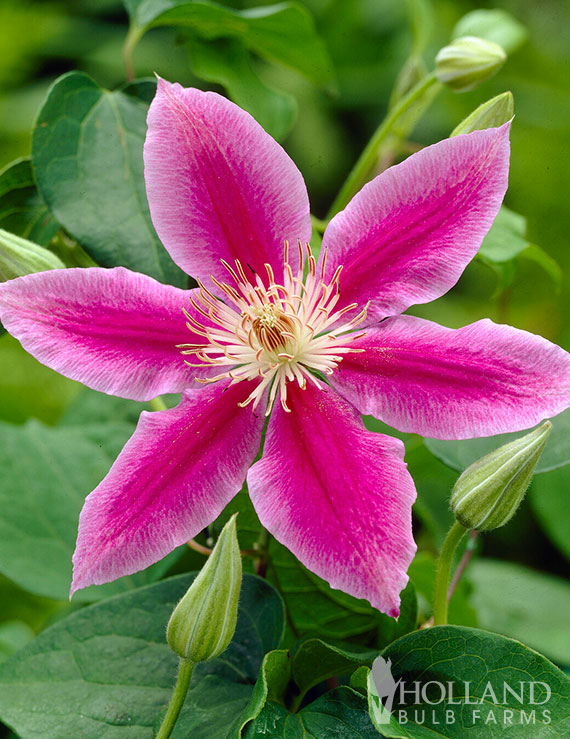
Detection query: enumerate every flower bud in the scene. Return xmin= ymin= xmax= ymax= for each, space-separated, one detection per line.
xmin=451 ymin=422 xmax=552 ymax=531
xmin=435 ymin=36 xmax=506 ymax=93
xmin=451 ymin=92 xmax=514 ymax=137
xmin=167 ymin=514 xmax=241 ymax=663
xmin=0 ymin=229 xmax=64 ymax=282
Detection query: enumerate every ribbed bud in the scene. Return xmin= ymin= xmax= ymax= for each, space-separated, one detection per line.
xmin=451 ymin=92 xmax=514 ymax=137
xmin=435 ymin=36 xmax=506 ymax=93
xmin=0 ymin=229 xmax=64 ymax=282
xmin=451 ymin=422 xmax=552 ymax=531
xmin=167 ymin=514 xmax=241 ymax=663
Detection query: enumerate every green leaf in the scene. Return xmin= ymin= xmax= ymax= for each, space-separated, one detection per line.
xmin=369 ymin=625 xmax=570 ymax=736
xmin=478 ymin=205 xmax=530 ymax=263
xmin=424 ymin=407 xmax=570 ymax=475
xmin=291 ymin=638 xmax=378 ymax=698
xmin=530 ymin=465 xmax=570 ymax=561
xmin=0 ymin=158 xmax=59 ymax=246
xmin=0 ymin=573 xmax=284 ymax=739
xmin=268 ymin=539 xmax=381 ymax=641
xmin=126 ymin=0 xmax=334 ymax=87
xmin=0 ymin=333 xmax=80 ymax=425
xmin=0 ymin=575 xmax=66 ymax=633
xmin=0 ymin=621 xmax=35 ymax=663
xmin=453 ymin=9 xmax=528 ymax=55
xmin=32 ymin=71 xmax=185 ymax=286
xmin=475 ymin=207 xmax=560 ymax=290
xmin=230 ymin=649 xmax=291 ymax=738
xmin=59 ymin=386 xmax=143 ymax=427
xmin=188 ymin=35 xmax=297 ymax=140
xmin=469 ymin=559 xmax=570 ymax=664
xmin=244 ymin=687 xmax=377 ymax=737
xmin=0 ymin=418 xmax=182 ymax=601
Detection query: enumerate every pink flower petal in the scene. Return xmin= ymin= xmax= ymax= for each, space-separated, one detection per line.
xmin=144 ymin=79 xmax=311 ymax=285
xmin=247 ymin=383 xmax=416 ymax=617
xmin=71 ymin=380 xmax=265 ymax=594
xmin=330 ymin=315 xmax=570 ymax=439
xmin=0 ymin=267 xmax=212 ymax=401
xmin=321 ymin=125 xmax=510 ymax=321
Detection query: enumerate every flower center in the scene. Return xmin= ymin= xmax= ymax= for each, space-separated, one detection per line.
xmin=177 ymin=242 xmax=368 ymax=414
xmin=251 ymin=305 xmax=296 ymax=353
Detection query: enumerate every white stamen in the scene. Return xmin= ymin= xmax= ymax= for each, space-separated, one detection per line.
xmin=180 ymin=244 xmax=367 ymax=413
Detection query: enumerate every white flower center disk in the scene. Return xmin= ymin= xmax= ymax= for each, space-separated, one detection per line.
xmin=178 ymin=242 xmax=368 ymax=414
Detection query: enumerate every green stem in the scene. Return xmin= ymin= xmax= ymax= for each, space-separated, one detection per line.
xmin=156 ymin=659 xmax=194 ymax=739
xmin=149 ymin=396 xmax=168 ymax=412
xmin=123 ymin=25 xmax=143 ymax=83
xmin=433 ymin=521 xmax=467 ymax=626
xmin=326 ymin=73 xmax=440 ymax=219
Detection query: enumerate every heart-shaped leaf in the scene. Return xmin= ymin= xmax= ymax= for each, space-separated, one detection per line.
xmin=32 ymin=72 xmax=185 ymax=286
xmin=0 ymin=418 xmax=182 ymax=601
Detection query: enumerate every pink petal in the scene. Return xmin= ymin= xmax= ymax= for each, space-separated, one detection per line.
xmin=330 ymin=315 xmax=570 ymax=440
xmin=247 ymin=383 xmax=416 ymax=617
xmin=0 ymin=267 xmax=213 ymax=401
xmin=71 ymin=380 xmax=265 ymax=594
xmin=321 ymin=125 xmax=510 ymax=321
xmin=144 ymin=79 xmax=311 ymax=285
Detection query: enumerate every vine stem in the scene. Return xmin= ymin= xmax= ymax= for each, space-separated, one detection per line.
xmin=433 ymin=521 xmax=468 ymax=626
xmin=326 ymin=72 xmax=440 ymax=220
xmin=447 ymin=530 xmax=479 ymax=601
xmin=156 ymin=659 xmax=194 ymax=739
xmin=123 ymin=25 xmax=143 ymax=83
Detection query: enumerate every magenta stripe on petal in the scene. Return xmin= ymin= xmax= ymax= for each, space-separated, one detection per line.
xmin=330 ymin=315 xmax=570 ymax=440
xmin=71 ymin=381 xmax=265 ymax=594
xmin=144 ymin=79 xmax=311 ymax=286
xmin=0 ymin=267 xmax=214 ymax=401
xmin=248 ymin=383 xmax=416 ymax=617
xmin=321 ymin=125 xmax=510 ymax=322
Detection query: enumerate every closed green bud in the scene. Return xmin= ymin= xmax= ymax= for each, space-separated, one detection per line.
xmin=167 ymin=514 xmax=241 ymax=663
xmin=451 ymin=92 xmax=514 ymax=137
xmin=0 ymin=229 xmax=64 ymax=281
xmin=435 ymin=36 xmax=506 ymax=93
xmin=451 ymin=422 xmax=552 ymax=531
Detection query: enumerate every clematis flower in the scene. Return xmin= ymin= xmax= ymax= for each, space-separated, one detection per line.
xmin=1 ymin=80 xmax=570 ymax=617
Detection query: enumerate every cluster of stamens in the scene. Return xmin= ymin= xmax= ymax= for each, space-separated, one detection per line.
xmin=178 ymin=241 xmax=368 ymax=414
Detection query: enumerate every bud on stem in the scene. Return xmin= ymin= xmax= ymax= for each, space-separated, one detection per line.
xmin=451 ymin=422 xmax=552 ymax=531
xmin=158 ymin=515 xmax=242 ymax=739
xmin=435 ymin=36 xmax=506 ymax=92
xmin=0 ymin=229 xmax=64 ymax=281
xmin=167 ymin=513 xmax=242 ymax=663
